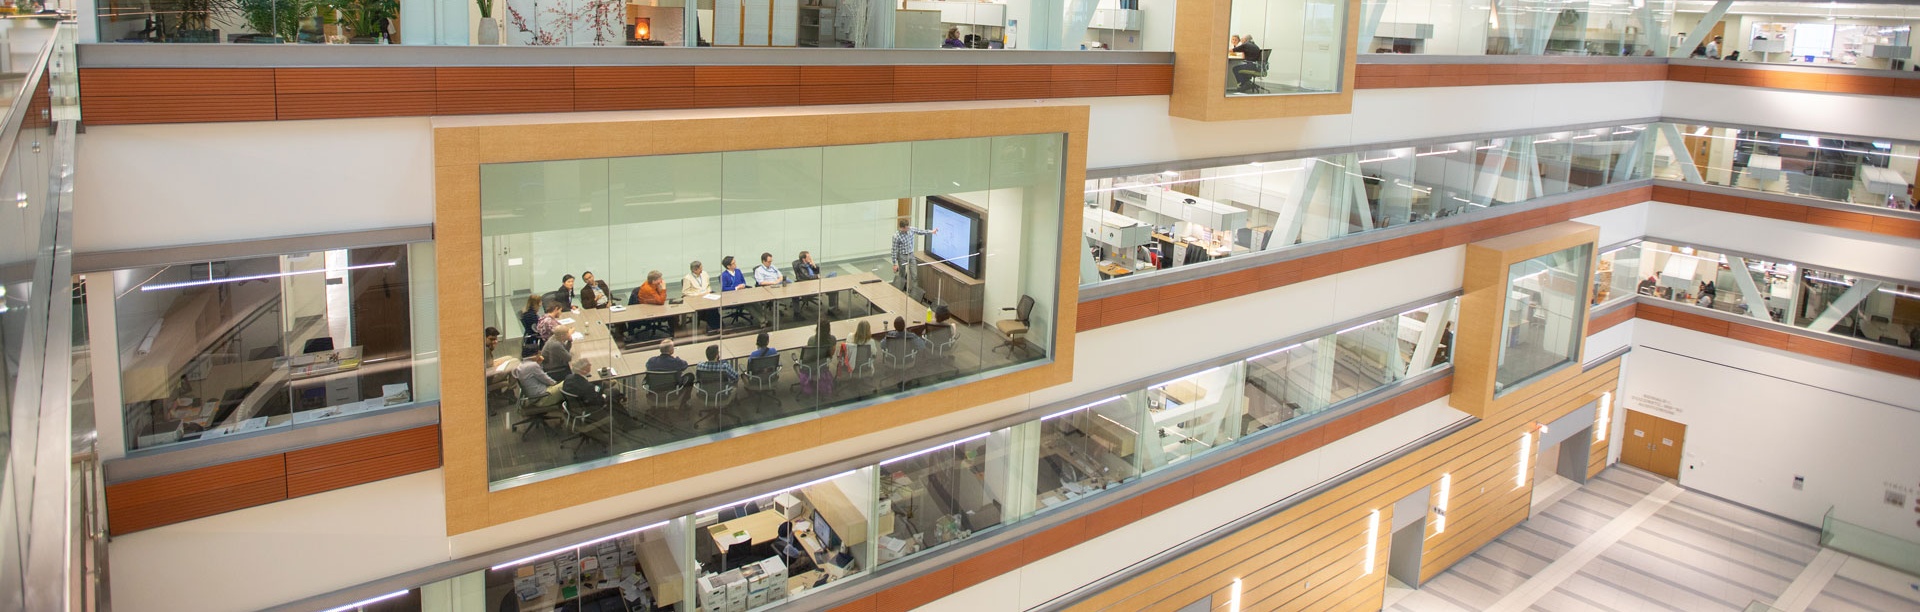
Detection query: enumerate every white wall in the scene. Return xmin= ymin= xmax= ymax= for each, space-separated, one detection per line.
xmin=74 ymin=118 xmax=435 ymax=253
xmin=1621 ymin=323 xmax=1920 ymax=540
xmin=1661 ymin=81 xmax=1920 ymax=143
xmin=1643 ymin=202 xmax=1920 ymax=282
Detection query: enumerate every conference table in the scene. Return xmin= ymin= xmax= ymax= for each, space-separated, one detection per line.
xmin=564 ymin=272 xmax=921 ymax=381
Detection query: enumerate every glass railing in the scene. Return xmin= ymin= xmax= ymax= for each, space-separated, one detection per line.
xmin=1595 ymin=238 xmax=1920 ymax=354
xmin=1358 ymin=0 xmax=1920 ymax=73
xmin=1081 ymin=119 xmax=1919 ymax=290
xmin=294 ymin=294 xmax=1458 ymax=612
xmin=0 ymin=18 xmax=81 ymax=612
xmin=1821 ymin=507 xmax=1920 ymax=577
xmin=93 ymin=0 xmax=1169 ymax=51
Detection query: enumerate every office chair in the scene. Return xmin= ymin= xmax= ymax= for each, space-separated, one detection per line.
xmin=630 ymin=314 xmax=673 ymax=342
xmin=301 ymin=337 xmax=336 ymax=354
xmin=722 ymin=304 xmax=756 ymax=328
xmin=993 ymin=295 xmax=1037 ymax=357
xmin=880 ymin=337 xmax=918 ymax=372
xmin=791 ymin=345 xmax=834 ymax=399
xmin=1232 ymin=49 xmax=1272 ymax=94
xmin=773 ymin=522 xmax=810 ymax=572
xmin=721 ymin=540 xmax=754 ymax=571
xmin=692 ymin=369 xmax=738 ymax=429
xmin=848 ymin=343 xmax=877 ymax=380
xmin=926 ymin=325 xmax=956 ymax=357
xmin=559 ymin=395 xmax=610 ymax=451
xmin=642 ymin=370 xmax=686 ymax=412
xmin=742 ymin=354 xmax=783 ymax=409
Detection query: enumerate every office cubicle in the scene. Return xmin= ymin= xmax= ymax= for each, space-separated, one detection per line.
xmin=1597 ymin=238 xmax=1920 ymax=351
xmin=480 ymin=135 xmax=1066 ymax=489
xmin=390 ymin=293 xmax=1460 ymax=612
xmin=108 ymin=242 xmax=439 ymax=453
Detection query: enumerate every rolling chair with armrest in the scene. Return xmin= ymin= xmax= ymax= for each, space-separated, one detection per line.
xmin=774 ymin=521 xmax=814 ymax=574
xmin=692 ymin=368 xmax=739 ymax=429
xmin=791 ymin=345 xmax=835 ymax=398
xmin=926 ymin=325 xmax=956 ymax=357
xmin=642 ymin=370 xmax=687 ymax=409
xmin=993 ymin=295 xmax=1038 ymax=357
xmin=1232 ymin=48 xmax=1273 ymax=94
xmin=742 ymin=354 xmax=783 ymax=409
xmin=879 ymin=336 xmax=918 ymax=372
xmin=559 ymin=392 xmax=611 ymax=451
xmin=510 ymin=386 xmax=565 ymax=439
xmin=846 ymin=343 xmax=877 ymax=386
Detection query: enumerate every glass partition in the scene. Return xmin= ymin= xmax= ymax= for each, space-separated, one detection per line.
xmin=1226 ymin=0 xmax=1348 ymax=95
xmin=399 ymin=294 xmax=1459 ymax=611
xmin=92 ymin=0 xmax=1175 ymax=50
xmin=112 ymin=243 xmax=436 ymax=453
xmin=1360 ymin=0 xmax=1920 ymax=71
xmin=483 ymin=135 xmax=1065 ymax=487
xmin=1496 ymin=243 xmax=1591 ymax=395
xmin=1600 ymin=239 xmax=1920 ymax=352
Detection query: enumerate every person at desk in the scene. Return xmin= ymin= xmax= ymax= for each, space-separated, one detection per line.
xmin=720 ymin=256 xmax=748 ymax=292
xmin=750 ymin=332 xmax=778 ymax=359
xmin=943 ymin=27 xmax=963 ymax=48
xmin=549 ymin=274 xmax=577 ymax=311
xmin=1230 ymin=35 xmax=1261 ymax=93
xmin=648 ymin=340 xmax=693 ymax=385
xmin=793 ymin=250 xmax=839 ymax=312
xmin=1637 ymin=274 xmax=1658 ymax=296
xmin=535 ymin=303 xmax=565 ymax=344
xmin=631 ymin=270 xmax=668 ymax=306
xmin=753 ymin=252 xmax=786 ymax=286
xmin=485 ymin=327 xmax=513 ymax=396
xmin=697 ymin=345 xmax=740 ymax=386
xmin=560 ymin=358 xmax=611 ymax=445
xmin=841 ymin=320 xmax=875 ymax=376
xmin=579 ymin=271 xmax=615 ymax=309
xmin=892 ymin=219 xmax=936 ymax=297
xmin=802 ymin=320 xmax=837 ymax=393
xmin=519 ymin=295 xmax=544 ymax=357
xmin=884 ymin=316 xmax=932 ymax=352
xmin=685 ymin=261 xmax=722 ymax=335
xmin=542 ymin=324 xmax=574 ymax=380
xmin=514 ymin=354 xmax=563 ymax=407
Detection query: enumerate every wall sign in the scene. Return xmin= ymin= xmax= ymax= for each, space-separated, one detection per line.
xmin=1630 ymin=393 xmax=1681 ymax=417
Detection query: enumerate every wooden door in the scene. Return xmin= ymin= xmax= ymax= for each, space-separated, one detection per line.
xmin=1622 ymin=410 xmax=1685 ymax=479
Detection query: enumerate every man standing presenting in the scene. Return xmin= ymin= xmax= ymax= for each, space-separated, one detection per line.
xmin=891 ymin=218 xmax=936 ymax=299
xmin=1704 ymin=35 xmax=1723 ymax=59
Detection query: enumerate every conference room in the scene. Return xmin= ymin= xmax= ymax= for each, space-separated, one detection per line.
xmin=478 ymin=135 xmax=1067 ymax=486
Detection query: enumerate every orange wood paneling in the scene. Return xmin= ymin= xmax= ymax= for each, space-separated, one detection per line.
xmin=435 ymin=66 xmax=574 ymax=91
xmin=694 ymin=65 xmax=801 ymax=87
xmin=284 ymin=425 xmax=439 ymax=473
xmin=1634 ymin=304 xmax=1920 ymax=379
xmin=276 ymin=92 xmax=437 ymax=120
xmin=274 ymin=67 xmax=436 ymax=94
xmin=82 ymin=95 xmax=278 ymax=125
xmin=574 ymin=66 xmax=696 ymax=89
xmin=436 ymin=90 xmax=576 ymax=116
xmin=573 ymin=88 xmax=699 ymax=112
xmin=874 ymin=568 xmax=953 ymax=612
xmin=80 ymin=67 xmax=275 ymax=97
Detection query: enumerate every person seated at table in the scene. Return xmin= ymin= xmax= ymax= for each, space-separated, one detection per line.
xmin=720 ymin=256 xmax=748 ymax=292
xmin=548 ymin=274 xmax=577 ymax=311
xmin=514 ymin=354 xmax=563 ymax=407
xmin=697 ymin=345 xmax=740 ymax=386
xmin=560 ymin=357 xmax=609 ymax=428
xmin=944 ymin=27 xmax=964 ymax=48
xmin=750 ymin=332 xmax=778 ymax=359
xmin=802 ymin=320 xmax=838 ymax=393
xmin=1636 ymin=274 xmax=1657 ymax=296
xmin=517 ymin=295 xmax=544 ymax=353
xmin=542 ymin=324 xmax=574 ymax=380
xmin=535 ymin=303 xmax=565 ymax=344
xmin=1230 ymin=34 xmax=1261 ymax=93
xmin=579 ymin=271 xmax=615 ymax=309
xmin=884 ymin=316 xmax=932 ymax=352
xmin=793 ymin=250 xmax=839 ymax=312
xmin=684 ymin=261 xmax=722 ymax=334
xmin=631 ymin=270 xmax=668 ymax=305
xmin=648 ymin=340 xmax=692 ymax=380
xmin=753 ymin=252 xmax=786 ymax=286
xmin=485 ymin=327 xmax=513 ymax=396
xmin=842 ymin=320 xmax=876 ymax=376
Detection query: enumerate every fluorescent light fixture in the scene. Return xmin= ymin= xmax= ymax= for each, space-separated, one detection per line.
xmin=1533 ymin=137 xmax=1560 ymax=144
xmin=1229 ymin=578 xmax=1243 ymax=612
xmin=880 ymin=431 xmax=991 ymax=465
xmin=696 ymin=470 xmax=857 ymax=517
xmin=1043 ymin=395 xmax=1124 ymax=421
xmin=1571 ymin=134 xmax=1597 ymax=140
xmin=1358 ymin=155 xmax=1401 ymax=164
xmin=1434 ymin=473 xmax=1451 ymax=534
xmin=1415 ymin=149 xmax=1457 ymax=157
xmin=1516 ymin=432 xmax=1531 ymax=488
xmin=1249 ymin=342 xmax=1305 ymax=362
xmin=1475 ymin=144 xmax=1500 ymax=150
xmin=1595 ymin=392 xmax=1612 ymax=443
xmin=1336 ymin=320 xmax=1379 ymax=335
xmin=1096 ymin=413 xmax=1140 ymax=435
xmin=1364 ymin=509 xmax=1381 ymax=574
xmin=1612 ymin=130 xmax=1635 ymax=135
xmin=1692 ymin=125 xmax=1710 ymax=136
xmin=1878 ymin=287 xmax=1920 ymax=300
xmin=492 ymin=520 xmax=668 ymax=570
xmin=1807 ymin=276 xmax=1854 ymax=287
xmin=140 ymin=262 xmax=396 ymax=292
xmin=318 ymin=591 xmax=409 ymax=612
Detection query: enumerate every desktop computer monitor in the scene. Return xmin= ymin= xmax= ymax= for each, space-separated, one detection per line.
xmin=812 ymin=510 xmax=840 ymax=550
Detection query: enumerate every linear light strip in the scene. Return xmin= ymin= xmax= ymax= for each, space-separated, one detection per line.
xmin=1364 ymin=509 xmax=1381 ymax=575
xmin=879 ymin=432 xmax=991 ymax=466
xmin=1434 ymin=473 xmax=1451 ymax=535
xmin=1230 ymin=578 xmax=1243 ymax=612
xmin=491 ymin=521 xmax=669 ymax=570
xmin=138 ymin=262 xmax=396 ymax=292
xmin=1595 ymin=392 xmax=1613 ymax=443
xmin=318 ymin=591 xmax=409 ymax=612
xmin=1516 ymin=432 xmax=1532 ymax=488
xmin=1042 ymin=395 xmax=1125 ymax=421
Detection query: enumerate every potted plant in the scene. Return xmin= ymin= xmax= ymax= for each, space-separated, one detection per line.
xmin=476 ymin=0 xmax=499 ymax=44
xmin=321 ymin=0 xmax=396 ymax=42
xmin=170 ymin=0 xmax=236 ymax=41
xmin=235 ymin=0 xmax=310 ymax=42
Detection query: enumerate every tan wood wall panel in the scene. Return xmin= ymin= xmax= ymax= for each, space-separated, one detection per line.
xmin=1168 ymin=0 xmax=1358 ymax=121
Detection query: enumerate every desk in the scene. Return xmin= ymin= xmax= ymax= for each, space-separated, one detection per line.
xmin=1097 ymin=261 xmax=1133 ymax=277
xmin=707 ymin=510 xmax=789 ymax=549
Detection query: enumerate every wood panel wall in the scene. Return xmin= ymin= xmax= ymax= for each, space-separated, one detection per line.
xmin=1355 ymin=62 xmax=1667 ymax=89
xmin=1066 ymin=360 xmax=1619 ymax=611
xmin=1666 ymin=64 xmax=1920 ymax=98
xmin=1633 ymin=303 xmax=1920 ymax=378
xmin=103 ymin=425 xmax=440 ymax=535
xmin=1653 ymin=185 xmax=1920 ymax=240
xmin=76 ymin=64 xmax=1173 ymax=126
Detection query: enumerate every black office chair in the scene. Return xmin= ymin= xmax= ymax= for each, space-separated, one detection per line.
xmin=642 ymin=370 xmax=686 ymax=411
xmin=925 ymin=325 xmax=956 ymax=358
xmin=742 ymin=354 xmax=783 ymax=409
xmin=880 ymin=336 xmax=918 ymax=372
xmin=1232 ymin=48 xmax=1273 ymax=94
xmin=994 ymin=295 xmax=1037 ymax=357
xmin=721 ymin=540 xmax=755 ymax=571
xmin=301 ymin=337 xmax=335 ymax=354
xmin=692 ymin=369 xmax=738 ymax=429
xmin=774 ymin=521 xmax=813 ymax=573
xmin=722 ymin=304 xmax=756 ymax=328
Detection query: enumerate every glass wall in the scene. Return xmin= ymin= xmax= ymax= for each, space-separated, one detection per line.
xmin=1597 ymin=239 xmax=1920 ymax=352
xmin=111 ymin=242 xmax=438 ymax=452
xmin=1495 ymin=244 xmax=1590 ymax=395
xmin=1083 ymin=119 xmax=1919 ymax=291
xmin=92 ymin=0 xmax=1175 ymax=50
xmin=397 ymin=294 xmax=1459 ymax=612
xmin=1225 ymin=0 xmax=1348 ymax=96
xmin=1359 ymin=0 xmax=1920 ymax=70
xmin=482 ymin=135 xmax=1065 ymax=488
